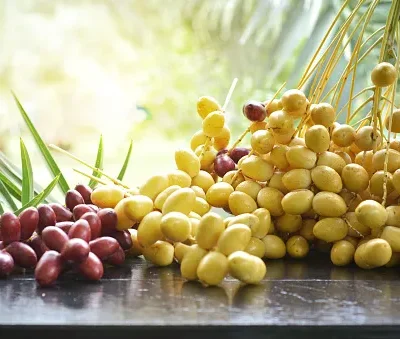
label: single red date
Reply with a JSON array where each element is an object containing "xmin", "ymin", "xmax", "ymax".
[
  {"xmin": 41, "ymin": 226, "xmax": 69, "ymax": 252},
  {"xmin": 61, "ymin": 238, "xmax": 90, "ymax": 263},
  {"xmin": 19, "ymin": 207, "xmax": 39, "ymax": 241},
  {"xmin": 78, "ymin": 252, "xmax": 103, "ymax": 281},
  {"xmin": 80, "ymin": 212, "xmax": 101, "ymax": 240},
  {"xmin": 65, "ymin": 190, "xmax": 85, "ymax": 211},
  {"xmin": 68, "ymin": 220, "xmax": 91, "ymax": 243},
  {"xmin": 55, "ymin": 221, "xmax": 74, "ymax": 234},
  {"xmin": 49, "ymin": 203, "xmax": 73, "ymax": 222},
  {"xmin": 0, "ymin": 250, "xmax": 14, "ymax": 277},
  {"xmin": 35, "ymin": 251, "xmax": 63, "ymax": 287},
  {"xmin": 73, "ymin": 204, "xmax": 93, "ymax": 221},
  {"xmin": 111, "ymin": 231, "xmax": 133, "ymax": 251},
  {"xmin": 74, "ymin": 184, "xmax": 93, "ymax": 204},
  {"xmin": 89, "ymin": 237, "xmax": 119, "ymax": 260},
  {"xmin": 98, "ymin": 208, "xmax": 117, "ymax": 236},
  {"xmin": 6, "ymin": 242, "xmax": 37, "ymax": 268},
  {"xmin": 37, "ymin": 205, "xmax": 56, "ymax": 234},
  {"xmin": 106, "ymin": 246, "xmax": 125, "ymax": 266},
  {"xmin": 1, "ymin": 212, "xmax": 21, "ymax": 245},
  {"xmin": 27, "ymin": 234, "xmax": 49, "ymax": 259}
]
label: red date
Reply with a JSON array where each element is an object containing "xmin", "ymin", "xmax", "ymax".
[
  {"xmin": 61, "ymin": 238, "xmax": 90, "ymax": 263},
  {"xmin": 49, "ymin": 203, "xmax": 73, "ymax": 222},
  {"xmin": 73, "ymin": 204, "xmax": 93, "ymax": 221},
  {"xmin": 111, "ymin": 230, "xmax": 133, "ymax": 250},
  {"xmin": 65, "ymin": 190, "xmax": 84, "ymax": 211},
  {"xmin": 106, "ymin": 246, "xmax": 125, "ymax": 266},
  {"xmin": 6, "ymin": 242, "xmax": 37, "ymax": 268},
  {"xmin": 98, "ymin": 208, "xmax": 117, "ymax": 235},
  {"xmin": 68, "ymin": 220, "xmax": 91, "ymax": 243},
  {"xmin": 78, "ymin": 252, "xmax": 103, "ymax": 281},
  {"xmin": 0, "ymin": 250, "xmax": 14, "ymax": 277},
  {"xmin": 74, "ymin": 184, "xmax": 93, "ymax": 204},
  {"xmin": 55, "ymin": 221, "xmax": 74, "ymax": 234},
  {"xmin": 27, "ymin": 234, "xmax": 48, "ymax": 259},
  {"xmin": 1, "ymin": 212, "xmax": 21, "ymax": 245},
  {"xmin": 80, "ymin": 212, "xmax": 101, "ymax": 240},
  {"xmin": 42, "ymin": 226, "xmax": 69, "ymax": 252},
  {"xmin": 87, "ymin": 204, "xmax": 99, "ymax": 213},
  {"xmin": 19, "ymin": 207, "xmax": 39, "ymax": 240},
  {"xmin": 37, "ymin": 205, "xmax": 56, "ymax": 234},
  {"xmin": 35, "ymin": 251, "xmax": 63, "ymax": 287},
  {"xmin": 229, "ymin": 147, "xmax": 250, "ymax": 164},
  {"xmin": 89, "ymin": 237, "xmax": 119, "ymax": 260}
]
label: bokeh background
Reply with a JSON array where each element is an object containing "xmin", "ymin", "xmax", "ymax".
[{"xmin": 0, "ymin": 0, "xmax": 394, "ymax": 195}]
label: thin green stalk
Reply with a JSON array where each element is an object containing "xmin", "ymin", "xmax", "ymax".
[
  {"xmin": 312, "ymin": 0, "xmax": 369, "ymax": 103},
  {"xmin": 74, "ymin": 168, "xmax": 109, "ymax": 186},
  {"xmin": 88, "ymin": 135, "xmax": 104, "ymax": 189},
  {"xmin": 332, "ymin": 0, "xmax": 379, "ymax": 110},
  {"xmin": 350, "ymin": 115, "xmax": 371, "ymax": 127},
  {"xmin": 336, "ymin": 86, "xmax": 375, "ymax": 117},
  {"xmin": 382, "ymin": 22, "xmax": 400, "ymax": 206},
  {"xmin": 346, "ymin": 0, "xmax": 379, "ymax": 122},
  {"xmin": 348, "ymin": 97, "xmax": 373, "ymax": 122},
  {"xmin": 378, "ymin": 0, "xmax": 399, "ymax": 62},
  {"xmin": 321, "ymin": 35, "xmax": 383, "ymax": 103},
  {"xmin": 298, "ymin": 0, "xmax": 353, "ymax": 88},
  {"xmin": 49, "ymin": 144, "xmax": 129, "ymax": 189}
]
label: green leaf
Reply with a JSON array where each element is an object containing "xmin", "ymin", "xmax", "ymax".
[
  {"xmin": 20, "ymin": 138, "xmax": 34, "ymax": 205},
  {"xmin": 88, "ymin": 135, "xmax": 104, "ymax": 189},
  {"xmin": 0, "ymin": 171, "xmax": 22, "ymax": 201},
  {"xmin": 0, "ymin": 201, "xmax": 4, "ymax": 214},
  {"xmin": 0, "ymin": 151, "xmax": 53, "ymax": 201},
  {"xmin": 0, "ymin": 178, "xmax": 18, "ymax": 211},
  {"xmin": 12, "ymin": 92, "xmax": 70, "ymax": 194},
  {"xmin": 0, "ymin": 151, "xmax": 23, "ymax": 186},
  {"xmin": 0, "ymin": 159, "xmax": 56, "ymax": 204},
  {"xmin": 15, "ymin": 175, "xmax": 60, "ymax": 216},
  {"xmin": 117, "ymin": 140, "xmax": 133, "ymax": 181}
]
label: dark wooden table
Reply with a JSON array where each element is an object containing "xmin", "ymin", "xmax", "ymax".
[{"xmin": 1, "ymin": 254, "xmax": 400, "ymax": 339}]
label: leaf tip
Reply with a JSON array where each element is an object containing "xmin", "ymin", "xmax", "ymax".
[{"xmin": 11, "ymin": 90, "xmax": 20, "ymax": 104}]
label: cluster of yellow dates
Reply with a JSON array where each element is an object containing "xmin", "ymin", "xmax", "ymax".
[{"xmin": 89, "ymin": 61, "xmax": 400, "ymax": 286}]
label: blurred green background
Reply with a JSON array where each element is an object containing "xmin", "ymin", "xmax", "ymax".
[{"xmin": 0, "ymin": 0, "xmax": 395, "ymax": 193}]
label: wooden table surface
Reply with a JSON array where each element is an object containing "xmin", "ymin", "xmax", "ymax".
[{"xmin": 1, "ymin": 254, "xmax": 400, "ymax": 339}]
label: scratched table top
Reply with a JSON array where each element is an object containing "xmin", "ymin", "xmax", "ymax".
[{"xmin": 1, "ymin": 254, "xmax": 400, "ymax": 339}]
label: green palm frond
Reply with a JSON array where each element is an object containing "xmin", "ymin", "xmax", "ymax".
[{"xmin": 88, "ymin": 135, "xmax": 104, "ymax": 189}]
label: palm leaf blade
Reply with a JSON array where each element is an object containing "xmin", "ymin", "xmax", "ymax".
[
  {"xmin": 20, "ymin": 138, "xmax": 34, "ymax": 205},
  {"xmin": 117, "ymin": 140, "xmax": 133, "ymax": 181},
  {"xmin": 0, "ymin": 178, "xmax": 18, "ymax": 211},
  {"xmin": 0, "ymin": 151, "xmax": 56, "ymax": 202},
  {"xmin": 12, "ymin": 92, "xmax": 70, "ymax": 194},
  {"xmin": 88, "ymin": 135, "xmax": 104, "ymax": 189},
  {"xmin": 15, "ymin": 175, "xmax": 60, "ymax": 215},
  {"xmin": 0, "ymin": 171, "xmax": 22, "ymax": 201}
]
